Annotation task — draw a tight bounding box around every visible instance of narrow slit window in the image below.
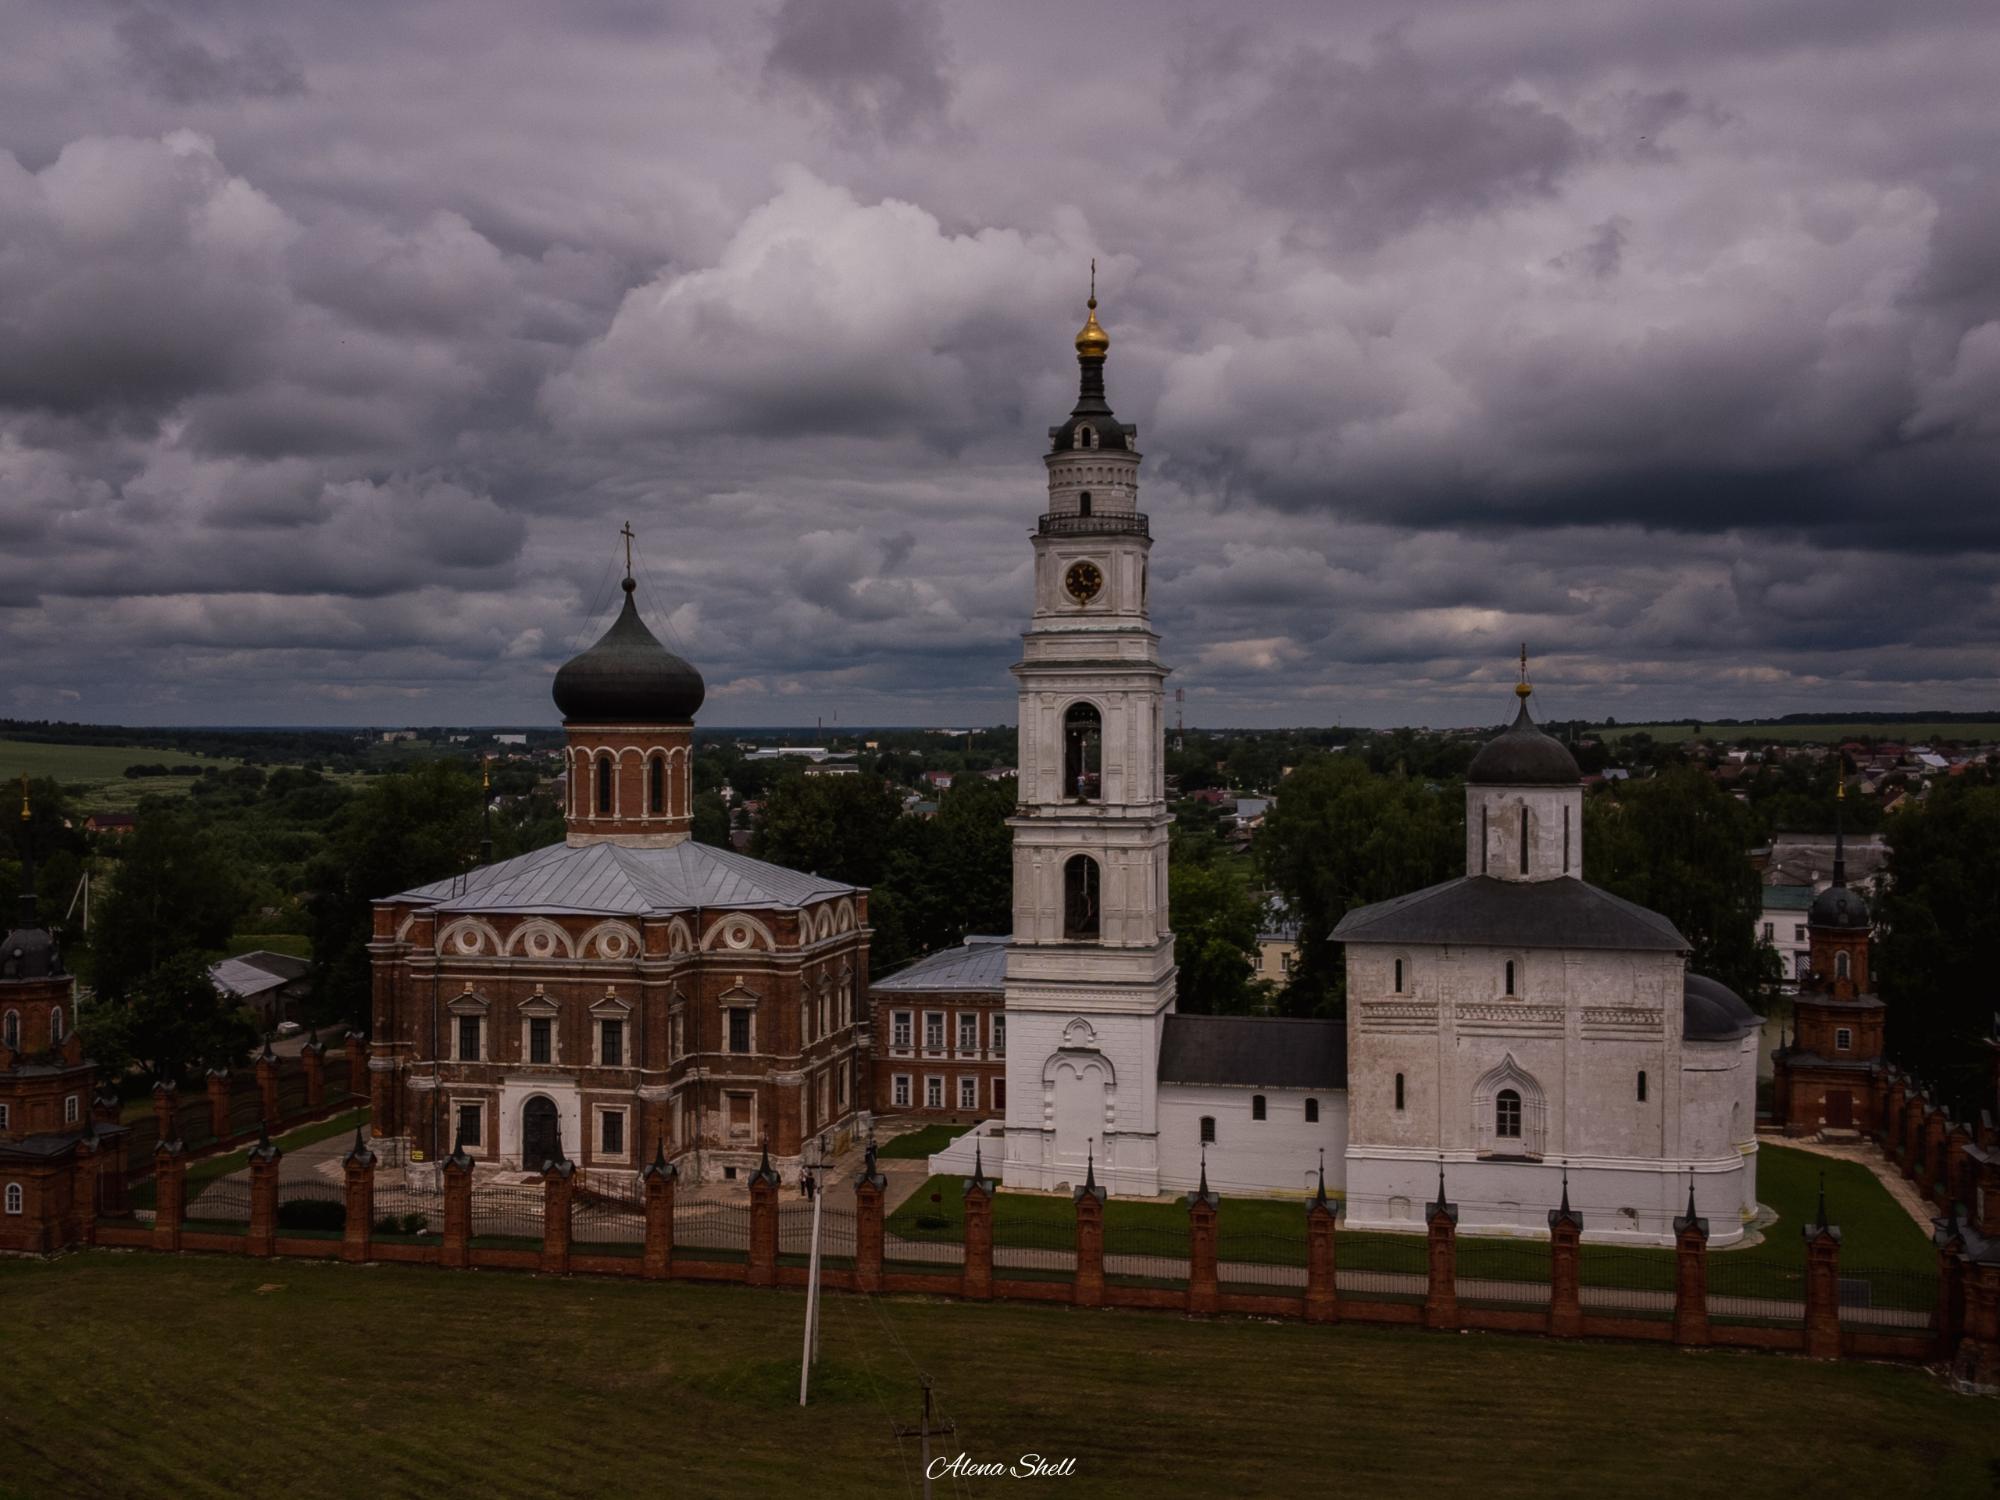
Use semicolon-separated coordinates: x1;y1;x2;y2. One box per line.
1637;1070;1647;1102
1393;958;1404;993
649;756;665;815
595;754;613;815
1504;960;1516;996
1481;806;1489;874
1395;1073;1406;1110
1519;806;1530;875
1562;805;1571;874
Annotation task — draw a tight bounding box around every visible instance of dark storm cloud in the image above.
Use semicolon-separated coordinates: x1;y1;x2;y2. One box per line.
116;10;306;106
0;0;1994;726
763;0;956;143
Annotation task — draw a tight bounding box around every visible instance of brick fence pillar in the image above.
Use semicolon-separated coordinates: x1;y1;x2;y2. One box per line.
1073;1151;1106;1309
71;1141;102;1247
853;1143;886;1294
342;1126;375;1264
1187;1157;1219;1317
961;1145;995;1301
747;1145;780;1288
1952;1262;2000;1396
152;1080;177;1142
301;1036;326;1113
1305;1168;1341;1325
1547;1175;1583;1338
247;1126;282;1257
93;1094;129;1216
1802;1178;1843;1359
1672;1184;1711;1347
441;1144;474;1269
1424;1166;1459;1331
152;1140;186;1252
641;1142;677;1281
541;1156;574;1275
206;1068;231;1141
255;1044;281;1129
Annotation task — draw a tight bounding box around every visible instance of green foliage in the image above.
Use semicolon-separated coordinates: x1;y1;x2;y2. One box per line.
1583;767;1778;1005
1257;756;1463;1015
82;951;260;1085
751;773;904;887
692;790;730;846
90;808;249;997
1873;777;2000;1106
1169;856;1266;1015
306;762;487;1030
277;1199;346;1231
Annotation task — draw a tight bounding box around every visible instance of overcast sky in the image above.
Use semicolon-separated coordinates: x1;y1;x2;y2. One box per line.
3;1;1996;731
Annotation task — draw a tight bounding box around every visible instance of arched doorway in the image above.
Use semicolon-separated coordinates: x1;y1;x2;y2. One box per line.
522;1095;561;1169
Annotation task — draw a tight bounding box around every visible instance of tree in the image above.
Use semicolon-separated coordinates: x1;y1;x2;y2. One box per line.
692;791;731;847
1583;767;1778;1006
1169;859;1267;1015
751;774;905;888
83;952;260;1086
90;809;247;997
1872;776;2000;1107
306;762;487;1031
1257;756;1463;1015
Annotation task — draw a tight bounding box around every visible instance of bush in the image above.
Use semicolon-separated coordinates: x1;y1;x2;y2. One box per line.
373;1211;429;1237
275;1199;345;1231
914;1213;949;1231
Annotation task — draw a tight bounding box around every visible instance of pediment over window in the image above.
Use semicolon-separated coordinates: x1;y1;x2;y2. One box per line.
447;988;492;1016
518;990;561;1019
589;991;633;1017
719;981;760;1008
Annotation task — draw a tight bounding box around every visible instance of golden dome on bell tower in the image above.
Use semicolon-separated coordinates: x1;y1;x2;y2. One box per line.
1074;259;1109;359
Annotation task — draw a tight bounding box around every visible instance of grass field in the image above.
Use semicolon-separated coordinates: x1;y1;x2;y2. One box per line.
887;1145;1933;1282
876;1122;973;1159
2;1254;1992;1498
0;737;246;812
1600;720;2000;745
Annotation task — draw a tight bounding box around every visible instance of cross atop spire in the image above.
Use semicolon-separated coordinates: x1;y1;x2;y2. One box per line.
1089;257;1096;307
620;521;636;580
1517;643;1532;700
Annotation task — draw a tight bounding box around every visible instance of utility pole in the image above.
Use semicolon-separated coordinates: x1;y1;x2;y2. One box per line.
894;1378;956;1499
797;1140;828;1405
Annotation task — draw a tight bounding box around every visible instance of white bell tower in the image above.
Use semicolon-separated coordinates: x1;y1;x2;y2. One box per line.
1000;273;1175;1196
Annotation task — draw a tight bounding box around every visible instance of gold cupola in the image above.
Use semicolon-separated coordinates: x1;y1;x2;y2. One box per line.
1074;259;1109;359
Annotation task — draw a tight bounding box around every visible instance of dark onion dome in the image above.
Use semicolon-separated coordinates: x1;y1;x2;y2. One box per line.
1;923;60;981
1466;689;1581;786
1808;882;1870;931
1682;972;1760;1041
551;577;705;725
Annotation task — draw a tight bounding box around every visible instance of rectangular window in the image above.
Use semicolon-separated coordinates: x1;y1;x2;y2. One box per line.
893;1074;912;1108
65;1094;80;1124
1251;1094;1267;1121
993;1077;1006;1112
924;1012;945;1051
1761;922;1774;942
671;1012;685;1060
991;1015;1005;1056
727;1093;752;1139
601;1110;625;1157
728;1008;751;1054
892;1011;912;1049
600;1019;623;1067
957;1012;978;1053
0;1103;8;1130
958;1076;977;1110
1795;925;1806;942
1393;958;1403;993
529;1017;552;1065
836;1066;848;1107
457;1015;480;1062
1836;1027;1852;1051
455;1102;482;1153
1637;1071;1648;1103
1281;952;1295;974
925;1075;944;1109
1252;951;1264;970
1200;1116;1216;1145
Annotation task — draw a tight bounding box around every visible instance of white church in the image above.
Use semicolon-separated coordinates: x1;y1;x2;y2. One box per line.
921;288;1762;1246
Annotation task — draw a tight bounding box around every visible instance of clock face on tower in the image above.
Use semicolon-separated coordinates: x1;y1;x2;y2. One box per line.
1064;560;1104;603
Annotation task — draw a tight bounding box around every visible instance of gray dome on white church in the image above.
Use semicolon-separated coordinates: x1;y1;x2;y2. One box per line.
1467;687;1581;787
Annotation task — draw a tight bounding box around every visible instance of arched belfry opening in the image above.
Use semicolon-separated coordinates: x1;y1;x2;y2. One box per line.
1063;855;1100;940
1063;702;1101;801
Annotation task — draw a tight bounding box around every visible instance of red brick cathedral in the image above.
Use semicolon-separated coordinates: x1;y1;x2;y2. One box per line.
367;565;870;1183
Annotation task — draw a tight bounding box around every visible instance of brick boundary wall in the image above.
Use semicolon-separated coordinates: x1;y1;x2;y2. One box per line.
82;1161;1971;1378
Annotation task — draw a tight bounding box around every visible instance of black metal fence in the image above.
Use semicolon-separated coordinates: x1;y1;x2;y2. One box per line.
1836;1266;1937;1324
677;1201;752;1260
1705;1256;1809;1323
275;1175;348;1235
574;1181;645;1255
186;1177;252;1228
1104;1223;1189;1286
991;1210;1075;1276
1456;1239;1553;1308
1217;1233;1307;1292
470;1185;545;1245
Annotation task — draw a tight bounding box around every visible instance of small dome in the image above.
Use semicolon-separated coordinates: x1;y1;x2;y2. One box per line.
1075;300;1109;359
551;578;705;725
1;923;60;982
1808;883;1870;931
1467;696;1581;786
1683;973;1759;1041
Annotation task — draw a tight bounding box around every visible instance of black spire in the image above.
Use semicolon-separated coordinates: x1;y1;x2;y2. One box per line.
16;774;35;927
478;756;493;867
1084;1142;1096;1193
1191;1144;1219;1209
1815;1172;1829;1231
1313;1148;1329;1209
1832;770;1847;889
652;1137;667;1173
1560;1166;1572;1217
1686;1177;1698;1224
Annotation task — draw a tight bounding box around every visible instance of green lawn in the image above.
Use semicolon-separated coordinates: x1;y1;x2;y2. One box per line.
887;1145;1934;1285
2;1254;1992;1497
875;1122;974;1159
221;932;313;961
0;737;246;812
130;1107;370;1209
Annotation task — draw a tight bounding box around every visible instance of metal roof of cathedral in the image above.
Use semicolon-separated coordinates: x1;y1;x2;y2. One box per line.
1332;875;1688;951
1681;973;1761;1041
393;838;859;915
1157;1014;1347;1090
871;936;1009;993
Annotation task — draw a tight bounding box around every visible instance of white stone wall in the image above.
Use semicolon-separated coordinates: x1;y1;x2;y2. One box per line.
1157;1084;1348;1198
1344;934;1759;1244
1465;783;1584;882
1000;1002;1168;1196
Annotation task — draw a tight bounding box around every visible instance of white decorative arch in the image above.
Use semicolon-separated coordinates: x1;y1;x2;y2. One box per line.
701;912;775;953
664;917;694;955
439;917;505;957
394;910;427;943
834;898;856;933
1059;1016;1098;1050
1472;1052;1548;1158
503;917;575;960
578;920;643;962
